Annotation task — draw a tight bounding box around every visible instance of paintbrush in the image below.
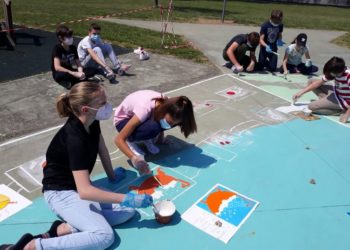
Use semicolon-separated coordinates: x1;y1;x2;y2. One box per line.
271;51;279;56
153;175;163;187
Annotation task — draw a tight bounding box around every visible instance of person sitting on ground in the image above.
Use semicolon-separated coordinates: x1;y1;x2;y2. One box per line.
292;57;350;123
280;33;318;76
51;25;99;89
77;23;131;84
258;9;285;72
4;82;153;250
114;90;197;173
223;32;261;73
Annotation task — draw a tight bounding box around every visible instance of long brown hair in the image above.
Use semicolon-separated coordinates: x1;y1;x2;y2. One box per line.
56;82;102;118
153;96;197;137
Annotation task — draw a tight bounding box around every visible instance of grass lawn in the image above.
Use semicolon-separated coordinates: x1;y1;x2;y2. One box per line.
1;0;349;59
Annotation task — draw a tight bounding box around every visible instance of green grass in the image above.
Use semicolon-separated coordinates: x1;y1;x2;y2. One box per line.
1;0;349;57
332;32;350;49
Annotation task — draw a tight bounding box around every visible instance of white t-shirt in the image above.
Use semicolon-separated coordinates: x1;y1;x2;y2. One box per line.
113;90;163;126
285;44;309;66
77;36;104;61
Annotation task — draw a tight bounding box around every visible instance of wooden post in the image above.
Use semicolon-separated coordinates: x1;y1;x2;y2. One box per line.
1;0;15;49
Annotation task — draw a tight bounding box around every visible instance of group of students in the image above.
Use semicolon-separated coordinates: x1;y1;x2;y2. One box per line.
223;9;349;123
2;70;197;249
1;84;197;250
223;10;318;75
52;23;131;89
1;9;349;250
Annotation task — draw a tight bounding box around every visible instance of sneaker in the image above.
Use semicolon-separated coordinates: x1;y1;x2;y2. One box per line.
87;75;103;82
126;140;145;156
139;51;150;61
106;71;116;80
143;139;160;154
223;62;233;69
133;47;143;55
109;78;119;84
116;64;132;76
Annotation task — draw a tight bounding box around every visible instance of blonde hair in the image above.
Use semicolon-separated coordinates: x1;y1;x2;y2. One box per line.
56;82;103;118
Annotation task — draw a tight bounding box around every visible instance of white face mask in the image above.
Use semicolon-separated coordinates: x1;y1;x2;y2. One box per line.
270;20;280;27
63;37;73;46
159;118;172;130
88;103;113;120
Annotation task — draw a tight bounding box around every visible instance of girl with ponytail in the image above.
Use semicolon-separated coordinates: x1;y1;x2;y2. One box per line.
8;82;153;250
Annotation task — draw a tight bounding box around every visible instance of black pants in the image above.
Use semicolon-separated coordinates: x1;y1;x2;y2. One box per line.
52;67;97;89
223;44;251;69
279;63;318;75
258;46;278;72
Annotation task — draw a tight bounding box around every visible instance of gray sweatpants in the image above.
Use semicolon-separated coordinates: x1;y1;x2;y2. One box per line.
308;81;342;115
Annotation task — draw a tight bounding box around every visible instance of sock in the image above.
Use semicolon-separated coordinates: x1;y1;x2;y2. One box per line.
9;233;33;250
33;220;64;239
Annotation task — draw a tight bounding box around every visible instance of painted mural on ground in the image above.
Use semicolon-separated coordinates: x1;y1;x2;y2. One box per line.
182;184;259;244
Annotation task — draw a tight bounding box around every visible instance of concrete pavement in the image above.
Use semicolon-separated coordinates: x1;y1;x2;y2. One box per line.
104;19;350;71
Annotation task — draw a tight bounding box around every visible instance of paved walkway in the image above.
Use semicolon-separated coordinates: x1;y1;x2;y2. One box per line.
1;19;350;250
0;52;219;143
105;19;350;70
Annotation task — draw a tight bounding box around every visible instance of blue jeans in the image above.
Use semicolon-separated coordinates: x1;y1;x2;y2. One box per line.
116;118;163;142
35;190;135;250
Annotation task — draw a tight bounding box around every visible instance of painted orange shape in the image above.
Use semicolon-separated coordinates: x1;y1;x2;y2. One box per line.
129;168;190;195
201;188;236;214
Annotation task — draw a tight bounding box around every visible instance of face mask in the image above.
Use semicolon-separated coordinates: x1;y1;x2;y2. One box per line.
270;20;280;27
88;103;113;120
63;37;73;46
159;118;172;130
90;34;100;43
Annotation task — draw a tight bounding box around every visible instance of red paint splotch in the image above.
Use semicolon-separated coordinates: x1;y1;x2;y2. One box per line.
226;91;236;95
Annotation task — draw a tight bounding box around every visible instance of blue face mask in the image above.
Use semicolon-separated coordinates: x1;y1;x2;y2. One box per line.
90;34;100;43
159;118;172;130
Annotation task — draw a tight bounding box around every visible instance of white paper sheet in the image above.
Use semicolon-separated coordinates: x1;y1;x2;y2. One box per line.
0;184;32;222
182;184;259;243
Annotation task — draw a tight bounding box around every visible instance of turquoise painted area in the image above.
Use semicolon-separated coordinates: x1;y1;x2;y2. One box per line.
258;84;350;128
1;118;350;249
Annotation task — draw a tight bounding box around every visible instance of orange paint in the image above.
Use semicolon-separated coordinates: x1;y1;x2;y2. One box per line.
201;188;236;214
129;168;190;195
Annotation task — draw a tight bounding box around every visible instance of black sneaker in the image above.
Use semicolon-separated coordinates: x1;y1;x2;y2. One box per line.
87;75;103;83
109;78;119;84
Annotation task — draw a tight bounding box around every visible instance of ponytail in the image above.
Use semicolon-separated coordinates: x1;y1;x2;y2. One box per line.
55;81;103;118
56;93;73;118
178;96;197;138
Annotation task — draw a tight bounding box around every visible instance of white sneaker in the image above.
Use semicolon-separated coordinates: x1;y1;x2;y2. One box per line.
126;141;145;156
139;51;150;60
133;47;143;55
143;139;160;154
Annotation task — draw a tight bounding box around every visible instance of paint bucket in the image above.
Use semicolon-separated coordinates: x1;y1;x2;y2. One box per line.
153;200;176;224
303;108;312;116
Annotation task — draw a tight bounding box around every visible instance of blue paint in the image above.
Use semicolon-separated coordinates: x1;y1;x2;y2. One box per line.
1;118;350;250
